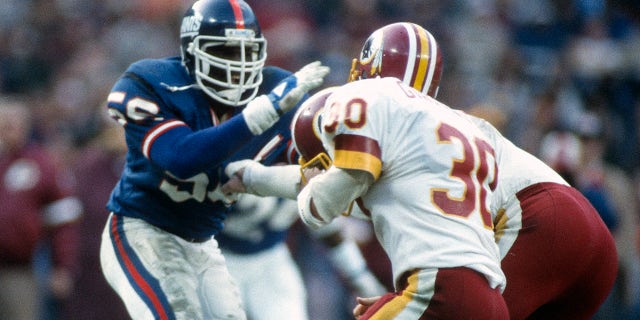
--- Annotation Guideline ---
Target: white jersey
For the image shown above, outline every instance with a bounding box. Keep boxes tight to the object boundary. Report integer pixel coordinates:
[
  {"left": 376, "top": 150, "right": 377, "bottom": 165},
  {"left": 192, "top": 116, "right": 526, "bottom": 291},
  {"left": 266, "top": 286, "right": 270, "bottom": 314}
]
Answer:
[
  {"left": 320, "top": 77, "right": 505, "bottom": 290},
  {"left": 462, "top": 114, "right": 569, "bottom": 257}
]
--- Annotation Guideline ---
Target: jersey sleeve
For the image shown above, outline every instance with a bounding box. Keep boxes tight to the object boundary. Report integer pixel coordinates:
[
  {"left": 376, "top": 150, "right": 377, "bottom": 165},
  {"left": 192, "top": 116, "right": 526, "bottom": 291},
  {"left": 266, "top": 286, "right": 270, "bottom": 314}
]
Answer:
[
  {"left": 321, "top": 85, "right": 385, "bottom": 181},
  {"left": 332, "top": 134, "right": 382, "bottom": 180},
  {"left": 106, "top": 73, "right": 253, "bottom": 179}
]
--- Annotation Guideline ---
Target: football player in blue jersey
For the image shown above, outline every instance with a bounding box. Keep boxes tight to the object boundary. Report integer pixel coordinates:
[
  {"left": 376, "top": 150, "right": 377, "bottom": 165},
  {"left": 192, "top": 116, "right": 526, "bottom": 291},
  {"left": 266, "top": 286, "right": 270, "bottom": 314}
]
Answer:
[
  {"left": 218, "top": 192, "right": 386, "bottom": 320},
  {"left": 98, "top": 0, "right": 329, "bottom": 319},
  {"left": 216, "top": 194, "right": 310, "bottom": 319}
]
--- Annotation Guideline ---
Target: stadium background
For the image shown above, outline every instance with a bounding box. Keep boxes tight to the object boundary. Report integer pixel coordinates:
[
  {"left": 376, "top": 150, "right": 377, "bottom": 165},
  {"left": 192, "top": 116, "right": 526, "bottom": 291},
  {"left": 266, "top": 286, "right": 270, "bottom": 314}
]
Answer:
[{"left": 1, "top": 0, "right": 638, "bottom": 319}]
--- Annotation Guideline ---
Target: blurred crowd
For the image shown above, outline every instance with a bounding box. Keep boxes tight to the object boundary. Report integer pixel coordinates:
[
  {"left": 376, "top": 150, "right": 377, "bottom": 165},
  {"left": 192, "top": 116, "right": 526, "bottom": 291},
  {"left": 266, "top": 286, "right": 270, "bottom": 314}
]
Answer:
[{"left": 0, "top": 0, "right": 639, "bottom": 319}]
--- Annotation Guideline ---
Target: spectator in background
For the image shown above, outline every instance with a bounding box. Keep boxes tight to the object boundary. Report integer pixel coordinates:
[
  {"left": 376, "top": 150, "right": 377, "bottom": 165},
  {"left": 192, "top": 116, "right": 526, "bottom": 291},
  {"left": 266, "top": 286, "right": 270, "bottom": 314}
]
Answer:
[
  {"left": 65, "top": 113, "right": 129, "bottom": 320},
  {"left": 565, "top": 14, "right": 638, "bottom": 172},
  {"left": 539, "top": 128, "right": 618, "bottom": 228},
  {"left": 575, "top": 111, "right": 638, "bottom": 320},
  {"left": 538, "top": 118, "right": 636, "bottom": 318},
  {"left": 0, "top": 96, "right": 83, "bottom": 320}
]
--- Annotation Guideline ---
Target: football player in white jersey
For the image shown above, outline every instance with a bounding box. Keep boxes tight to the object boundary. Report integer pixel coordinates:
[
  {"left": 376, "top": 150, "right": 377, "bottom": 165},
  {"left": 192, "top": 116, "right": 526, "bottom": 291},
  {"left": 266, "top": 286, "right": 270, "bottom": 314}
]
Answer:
[
  {"left": 345, "top": 22, "right": 617, "bottom": 319},
  {"left": 300, "top": 78, "right": 508, "bottom": 319},
  {"left": 225, "top": 80, "right": 509, "bottom": 319},
  {"left": 223, "top": 22, "right": 617, "bottom": 319}
]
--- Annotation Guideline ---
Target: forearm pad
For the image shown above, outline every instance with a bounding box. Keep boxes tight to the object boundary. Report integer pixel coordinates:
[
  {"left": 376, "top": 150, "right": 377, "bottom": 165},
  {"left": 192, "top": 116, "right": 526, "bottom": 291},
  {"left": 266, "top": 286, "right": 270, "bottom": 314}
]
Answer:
[
  {"left": 242, "top": 95, "right": 279, "bottom": 135},
  {"left": 243, "top": 164, "right": 301, "bottom": 200}
]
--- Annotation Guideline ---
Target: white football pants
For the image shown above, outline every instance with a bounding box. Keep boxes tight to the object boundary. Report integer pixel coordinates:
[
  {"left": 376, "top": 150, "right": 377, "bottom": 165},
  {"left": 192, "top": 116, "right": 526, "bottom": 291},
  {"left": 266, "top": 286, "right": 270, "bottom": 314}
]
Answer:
[{"left": 100, "top": 213, "right": 246, "bottom": 320}]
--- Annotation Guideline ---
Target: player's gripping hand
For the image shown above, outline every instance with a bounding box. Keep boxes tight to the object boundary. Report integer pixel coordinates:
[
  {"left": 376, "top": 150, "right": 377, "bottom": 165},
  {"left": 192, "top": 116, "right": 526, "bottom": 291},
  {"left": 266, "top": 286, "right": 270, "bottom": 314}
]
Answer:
[
  {"left": 353, "top": 296, "right": 382, "bottom": 319},
  {"left": 243, "top": 61, "right": 330, "bottom": 135},
  {"left": 269, "top": 61, "right": 330, "bottom": 114}
]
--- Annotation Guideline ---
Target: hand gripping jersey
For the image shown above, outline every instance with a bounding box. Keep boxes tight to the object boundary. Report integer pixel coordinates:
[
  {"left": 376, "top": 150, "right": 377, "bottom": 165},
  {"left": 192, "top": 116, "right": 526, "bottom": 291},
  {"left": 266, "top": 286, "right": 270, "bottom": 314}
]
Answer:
[
  {"left": 106, "top": 56, "right": 296, "bottom": 241},
  {"left": 320, "top": 77, "right": 505, "bottom": 291}
]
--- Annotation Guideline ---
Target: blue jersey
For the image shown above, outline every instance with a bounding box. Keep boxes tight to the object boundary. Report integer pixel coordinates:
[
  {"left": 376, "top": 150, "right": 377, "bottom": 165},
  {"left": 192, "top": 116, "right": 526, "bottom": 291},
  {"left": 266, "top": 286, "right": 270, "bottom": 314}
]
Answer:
[{"left": 106, "top": 56, "right": 297, "bottom": 241}]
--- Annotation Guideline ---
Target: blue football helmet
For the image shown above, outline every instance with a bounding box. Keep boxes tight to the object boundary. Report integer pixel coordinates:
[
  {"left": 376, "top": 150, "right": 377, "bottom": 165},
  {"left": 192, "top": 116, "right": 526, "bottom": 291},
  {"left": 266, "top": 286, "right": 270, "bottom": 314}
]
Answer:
[{"left": 180, "top": 0, "right": 267, "bottom": 106}]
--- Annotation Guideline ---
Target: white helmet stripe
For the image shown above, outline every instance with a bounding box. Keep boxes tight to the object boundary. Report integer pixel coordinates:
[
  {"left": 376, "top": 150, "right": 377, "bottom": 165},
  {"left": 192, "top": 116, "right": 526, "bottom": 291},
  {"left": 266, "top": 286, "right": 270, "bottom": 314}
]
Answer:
[
  {"left": 424, "top": 30, "right": 438, "bottom": 95},
  {"left": 402, "top": 23, "right": 417, "bottom": 86},
  {"left": 413, "top": 25, "right": 430, "bottom": 93}
]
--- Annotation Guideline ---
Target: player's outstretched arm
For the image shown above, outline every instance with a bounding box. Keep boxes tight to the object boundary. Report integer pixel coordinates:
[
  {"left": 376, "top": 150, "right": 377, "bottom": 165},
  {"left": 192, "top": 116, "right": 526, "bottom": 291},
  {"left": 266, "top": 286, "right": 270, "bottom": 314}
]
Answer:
[
  {"left": 243, "top": 61, "right": 330, "bottom": 135},
  {"left": 222, "top": 157, "right": 326, "bottom": 198},
  {"left": 136, "top": 62, "right": 328, "bottom": 179},
  {"left": 223, "top": 160, "right": 301, "bottom": 199}
]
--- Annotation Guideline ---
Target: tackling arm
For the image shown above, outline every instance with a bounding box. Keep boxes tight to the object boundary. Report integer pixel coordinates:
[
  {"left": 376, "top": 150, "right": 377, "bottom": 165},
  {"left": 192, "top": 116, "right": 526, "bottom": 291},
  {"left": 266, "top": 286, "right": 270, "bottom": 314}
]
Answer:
[
  {"left": 224, "top": 160, "right": 301, "bottom": 199},
  {"left": 223, "top": 160, "right": 384, "bottom": 296}
]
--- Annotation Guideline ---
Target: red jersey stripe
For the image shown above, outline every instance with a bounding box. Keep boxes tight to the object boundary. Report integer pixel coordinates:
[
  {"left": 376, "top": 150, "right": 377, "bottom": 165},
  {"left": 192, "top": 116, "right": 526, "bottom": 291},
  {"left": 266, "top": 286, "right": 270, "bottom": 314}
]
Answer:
[
  {"left": 334, "top": 133, "right": 382, "bottom": 180},
  {"left": 142, "top": 120, "right": 187, "bottom": 159},
  {"left": 334, "top": 134, "right": 381, "bottom": 157}
]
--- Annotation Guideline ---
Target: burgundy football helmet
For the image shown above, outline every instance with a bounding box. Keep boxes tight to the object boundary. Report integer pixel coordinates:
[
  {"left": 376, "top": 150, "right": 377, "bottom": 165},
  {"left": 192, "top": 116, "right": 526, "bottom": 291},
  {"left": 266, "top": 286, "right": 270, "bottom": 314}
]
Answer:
[
  {"left": 291, "top": 87, "right": 336, "bottom": 181},
  {"left": 348, "top": 22, "right": 443, "bottom": 98}
]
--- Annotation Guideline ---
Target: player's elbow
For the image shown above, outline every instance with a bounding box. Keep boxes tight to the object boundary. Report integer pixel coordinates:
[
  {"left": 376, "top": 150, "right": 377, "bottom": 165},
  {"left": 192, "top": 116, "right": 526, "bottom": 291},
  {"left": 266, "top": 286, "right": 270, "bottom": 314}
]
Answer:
[
  {"left": 147, "top": 144, "right": 198, "bottom": 179},
  {"left": 162, "top": 156, "right": 201, "bottom": 180}
]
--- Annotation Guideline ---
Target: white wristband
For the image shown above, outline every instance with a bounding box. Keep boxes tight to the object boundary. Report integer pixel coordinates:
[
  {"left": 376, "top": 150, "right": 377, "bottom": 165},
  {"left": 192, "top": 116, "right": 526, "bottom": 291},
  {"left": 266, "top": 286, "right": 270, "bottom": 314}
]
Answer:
[{"left": 242, "top": 95, "right": 279, "bottom": 135}]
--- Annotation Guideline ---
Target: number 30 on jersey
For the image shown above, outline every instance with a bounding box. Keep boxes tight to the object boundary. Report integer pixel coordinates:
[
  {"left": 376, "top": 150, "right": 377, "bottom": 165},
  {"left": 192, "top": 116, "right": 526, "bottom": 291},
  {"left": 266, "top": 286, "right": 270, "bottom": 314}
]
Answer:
[{"left": 434, "top": 123, "right": 497, "bottom": 229}]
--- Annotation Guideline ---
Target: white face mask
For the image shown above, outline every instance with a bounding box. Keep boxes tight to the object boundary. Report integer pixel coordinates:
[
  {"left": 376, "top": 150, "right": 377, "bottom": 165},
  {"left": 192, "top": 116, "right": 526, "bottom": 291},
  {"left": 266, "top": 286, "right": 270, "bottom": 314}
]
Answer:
[{"left": 191, "top": 34, "right": 267, "bottom": 107}]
